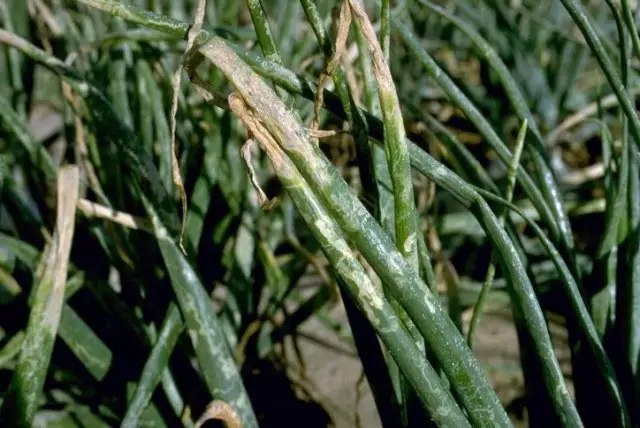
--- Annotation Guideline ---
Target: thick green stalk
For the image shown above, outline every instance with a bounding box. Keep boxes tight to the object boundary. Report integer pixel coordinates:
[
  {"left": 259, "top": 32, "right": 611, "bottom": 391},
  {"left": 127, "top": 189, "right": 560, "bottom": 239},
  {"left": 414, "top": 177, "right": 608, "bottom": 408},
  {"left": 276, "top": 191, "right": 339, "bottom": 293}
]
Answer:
[
  {"left": 245, "top": 0, "right": 282, "bottom": 64},
  {"left": 349, "top": 4, "right": 429, "bottom": 424},
  {"left": 408, "top": 107, "right": 562, "bottom": 422},
  {"left": 299, "top": 0, "right": 332, "bottom": 54},
  {"left": 244, "top": 0, "right": 291, "bottom": 103},
  {"left": 354, "top": 19, "right": 395, "bottom": 233},
  {"left": 351, "top": 0, "right": 420, "bottom": 271},
  {"left": 202, "top": 38, "right": 510, "bottom": 426}
]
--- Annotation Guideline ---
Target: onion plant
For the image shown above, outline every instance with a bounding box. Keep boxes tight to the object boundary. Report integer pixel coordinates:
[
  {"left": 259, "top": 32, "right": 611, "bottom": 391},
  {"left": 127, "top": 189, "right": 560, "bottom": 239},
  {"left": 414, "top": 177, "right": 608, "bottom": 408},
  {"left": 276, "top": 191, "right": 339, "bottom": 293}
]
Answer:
[{"left": 0, "top": 0, "right": 638, "bottom": 427}]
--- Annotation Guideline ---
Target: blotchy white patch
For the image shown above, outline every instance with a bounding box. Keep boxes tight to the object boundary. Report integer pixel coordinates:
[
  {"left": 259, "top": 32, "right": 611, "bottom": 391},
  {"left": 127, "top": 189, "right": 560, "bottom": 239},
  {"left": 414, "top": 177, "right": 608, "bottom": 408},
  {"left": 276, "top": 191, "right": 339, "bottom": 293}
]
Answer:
[
  {"left": 182, "top": 264, "right": 197, "bottom": 284},
  {"left": 403, "top": 232, "right": 416, "bottom": 254},
  {"left": 188, "top": 329, "right": 199, "bottom": 347},
  {"left": 423, "top": 294, "right": 436, "bottom": 315}
]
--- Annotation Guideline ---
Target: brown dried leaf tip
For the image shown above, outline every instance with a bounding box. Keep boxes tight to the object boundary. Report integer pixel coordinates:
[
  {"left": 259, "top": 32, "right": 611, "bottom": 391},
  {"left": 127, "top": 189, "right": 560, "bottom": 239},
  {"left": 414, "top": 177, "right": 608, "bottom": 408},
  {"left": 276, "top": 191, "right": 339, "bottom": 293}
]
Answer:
[
  {"left": 195, "top": 400, "right": 242, "bottom": 428},
  {"left": 229, "top": 93, "right": 279, "bottom": 211},
  {"left": 241, "top": 139, "right": 278, "bottom": 210},
  {"left": 311, "top": 0, "right": 352, "bottom": 139},
  {"left": 169, "top": 0, "right": 208, "bottom": 254}
]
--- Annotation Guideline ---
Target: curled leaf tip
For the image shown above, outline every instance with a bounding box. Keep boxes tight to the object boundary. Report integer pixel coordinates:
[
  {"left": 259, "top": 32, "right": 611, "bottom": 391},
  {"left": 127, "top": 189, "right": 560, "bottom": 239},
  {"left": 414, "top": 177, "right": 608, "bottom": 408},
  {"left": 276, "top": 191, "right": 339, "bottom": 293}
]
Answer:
[
  {"left": 241, "top": 139, "right": 278, "bottom": 210},
  {"left": 195, "top": 399, "right": 242, "bottom": 428}
]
